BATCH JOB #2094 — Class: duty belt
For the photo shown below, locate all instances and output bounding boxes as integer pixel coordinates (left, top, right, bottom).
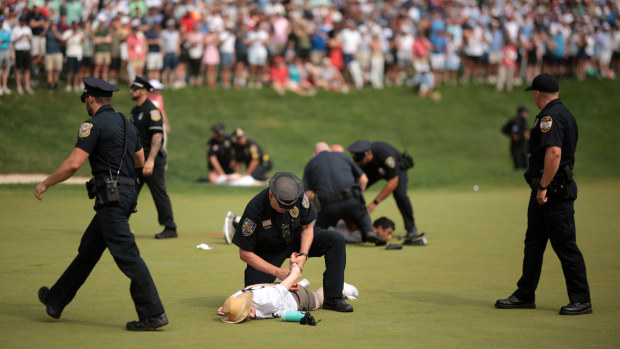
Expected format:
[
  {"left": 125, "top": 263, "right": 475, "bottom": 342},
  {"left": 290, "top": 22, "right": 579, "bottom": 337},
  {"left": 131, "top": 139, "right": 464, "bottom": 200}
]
[
  {"left": 94, "top": 176, "right": 137, "bottom": 187},
  {"left": 320, "top": 189, "right": 353, "bottom": 206}
]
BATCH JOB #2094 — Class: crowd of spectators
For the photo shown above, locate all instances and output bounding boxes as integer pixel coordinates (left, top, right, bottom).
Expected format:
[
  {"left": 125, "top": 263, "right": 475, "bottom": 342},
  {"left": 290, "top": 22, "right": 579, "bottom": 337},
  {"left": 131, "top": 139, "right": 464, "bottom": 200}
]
[{"left": 0, "top": 0, "right": 619, "bottom": 96}]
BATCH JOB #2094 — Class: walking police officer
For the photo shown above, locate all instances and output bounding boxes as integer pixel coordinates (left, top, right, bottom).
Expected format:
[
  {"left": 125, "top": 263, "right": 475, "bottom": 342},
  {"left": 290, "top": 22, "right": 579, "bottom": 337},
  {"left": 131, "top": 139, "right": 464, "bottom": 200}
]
[
  {"left": 303, "top": 142, "right": 386, "bottom": 245},
  {"left": 231, "top": 127, "right": 272, "bottom": 181},
  {"left": 35, "top": 77, "right": 168, "bottom": 331},
  {"left": 501, "top": 106, "right": 530, "bottom": 169},
  {"left": 130, "top": 76, "right": 178, "bottom": 239},
  {"left": 347, "top": 140, "right": 427, "bottom": 246},
  {"left": 232, "top": 172, "right": 353, "bottom": 312},
  {"left": 495, "top": 73, "right": 592, "bottom": 315}
]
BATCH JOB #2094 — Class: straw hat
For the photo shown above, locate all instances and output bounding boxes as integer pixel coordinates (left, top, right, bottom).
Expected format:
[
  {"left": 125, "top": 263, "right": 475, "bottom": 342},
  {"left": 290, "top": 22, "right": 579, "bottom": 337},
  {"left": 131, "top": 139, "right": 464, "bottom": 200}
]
[{"left": 221, "top": 292, "right": 253, "bottom": 324}]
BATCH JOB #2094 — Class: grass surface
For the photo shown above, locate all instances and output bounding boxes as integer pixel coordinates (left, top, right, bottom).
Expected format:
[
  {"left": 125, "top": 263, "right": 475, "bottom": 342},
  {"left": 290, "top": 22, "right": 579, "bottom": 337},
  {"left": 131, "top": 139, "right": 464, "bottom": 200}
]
[{"left": 0, "top": 181, "right": 619, "bottom": 348}]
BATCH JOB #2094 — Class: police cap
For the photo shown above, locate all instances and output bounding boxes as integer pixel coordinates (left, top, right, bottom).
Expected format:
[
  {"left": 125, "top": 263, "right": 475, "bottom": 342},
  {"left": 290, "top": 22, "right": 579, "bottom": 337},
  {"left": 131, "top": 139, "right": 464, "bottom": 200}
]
[
  {"left": 348, "top": 140, "right": 371, "bottom": 154},
  {"left": 81, "top": 76, "right": 119, "bottom": 102},
  {"left": 525, "top": 73, "right": 559, "bottom": 93},
  {"left": 269, "top": 172, "right": 304, "bottom": 209},
  {"left": 212, "top": 123, "right": 225, "bottom": 137},
  {"left": 131, "top": 76, "right": 153, "bottom": 91},
  {"left": 232, "top": 128, "right": 245, "bottom": 139}
]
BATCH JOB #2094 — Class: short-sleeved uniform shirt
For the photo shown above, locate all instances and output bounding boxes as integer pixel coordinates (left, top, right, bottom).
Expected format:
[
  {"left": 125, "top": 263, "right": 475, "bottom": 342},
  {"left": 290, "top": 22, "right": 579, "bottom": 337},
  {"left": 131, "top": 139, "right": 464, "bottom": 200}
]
[
  {"left": 526, "top": 98, "right": 578, "bottom": 196},
  {"left": 360, "top": 141, "right": 401, "bottom": 186},
  {"left": 207, "top": 136, "right": 234, "bottom": 173},
  {"left": 130, "top": 98, "right": 163, "bottom": 155},
  {"left": 75, "top": 105, "right": 142, "bottom": 178},
  {"left": 232, "top": 188, "right": 316, "bottom": 255},
  {"left": 234, "top": 138, "right": 265, "bottom": 166},
  {"left": 303, "top": 151, "right": 364, "bottom": 199}
]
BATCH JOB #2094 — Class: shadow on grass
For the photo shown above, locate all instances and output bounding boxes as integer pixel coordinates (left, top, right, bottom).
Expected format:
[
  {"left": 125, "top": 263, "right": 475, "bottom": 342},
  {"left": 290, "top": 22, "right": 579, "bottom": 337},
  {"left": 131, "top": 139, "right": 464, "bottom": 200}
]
[{"left": 2, "top": 302, "right": 121, "bottom": 330}]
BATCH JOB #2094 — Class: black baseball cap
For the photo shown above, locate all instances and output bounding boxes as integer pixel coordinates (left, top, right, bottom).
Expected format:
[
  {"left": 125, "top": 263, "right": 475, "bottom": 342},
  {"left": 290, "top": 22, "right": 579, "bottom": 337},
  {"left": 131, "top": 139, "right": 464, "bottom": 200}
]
[
  {"left": 525, "top": 73, "right": 559, "bottom": 92},
  {"left": 212, "top": 123, "right": 225, "bottom": 137},
  {"left": 269, "top": 172, "right": 304, "bottom": 209},
  {"left": 81, "top": 76, "right": 119, "bottom": 102}
]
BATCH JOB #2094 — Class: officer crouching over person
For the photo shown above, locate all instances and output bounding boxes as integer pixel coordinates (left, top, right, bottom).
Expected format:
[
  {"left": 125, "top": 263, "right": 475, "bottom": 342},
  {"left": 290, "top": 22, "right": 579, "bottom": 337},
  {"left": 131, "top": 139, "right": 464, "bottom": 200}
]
[
  {"left": 495, "top": 73, "right": 592, "bottom": 315},
  {"left": 34, "top": 77, "right": 168, "bottom": 331},
  {"left": 232, "top": 172, "right": 354, "bottom": 312},
  {"left": 347, "top": 140, "right": 427, "bottom": 246},
  {"left": 130, "top": 76, "right": 179, "bottom": 239}
]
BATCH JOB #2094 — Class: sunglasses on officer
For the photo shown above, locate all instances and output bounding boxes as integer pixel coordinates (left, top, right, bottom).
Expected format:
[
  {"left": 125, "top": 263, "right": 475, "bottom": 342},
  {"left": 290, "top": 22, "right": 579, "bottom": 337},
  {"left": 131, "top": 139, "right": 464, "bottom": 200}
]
[
  {"left": 80, "top": 92, "right": 89, "bottom": 103},
  {"left": 352, "top": 151, "right": 368, "bottom": 163},
  {"left": 272, "top": 193, "right": 298, "bottom": 210}
]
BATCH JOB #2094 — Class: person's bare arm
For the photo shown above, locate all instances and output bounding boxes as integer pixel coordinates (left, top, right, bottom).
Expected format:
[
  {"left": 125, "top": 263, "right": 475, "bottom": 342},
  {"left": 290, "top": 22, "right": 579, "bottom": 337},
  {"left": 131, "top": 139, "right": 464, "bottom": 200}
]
[
  {"left": 142, "top": 133, "right": 162, "bottom": 176},
  {"left": 367, "top": 176, "right": 398, "bottom": 213},
  {"left": 537, "top": 146, "right": 561, "bottom": 205},
  {"left": 34, "top": 147, "right": 89, "bottom": 200},
  {"left": 240, "top": 249, "right": 290, "bottom": 281}
]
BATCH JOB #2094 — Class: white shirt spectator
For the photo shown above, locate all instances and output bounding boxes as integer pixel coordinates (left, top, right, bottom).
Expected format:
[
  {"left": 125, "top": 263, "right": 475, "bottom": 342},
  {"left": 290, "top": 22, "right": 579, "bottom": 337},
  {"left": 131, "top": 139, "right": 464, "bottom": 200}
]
[
  {"left": 11, "top": 24, "right": 32, "bottom": 51},
  {"left": 339, "top": 27, "right": 362, "bottom": 55},
  {"left": 62, "top": 29, "right": 85, "bottom": 59},
  {"left": 219, "top": 30, "right": 235, "bottom": 54}
]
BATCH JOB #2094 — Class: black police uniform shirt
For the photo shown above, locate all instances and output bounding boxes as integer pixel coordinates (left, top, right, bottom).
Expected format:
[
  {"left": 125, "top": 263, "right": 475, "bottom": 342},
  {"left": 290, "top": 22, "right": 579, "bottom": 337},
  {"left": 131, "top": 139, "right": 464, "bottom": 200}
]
[
  {"left": 232, "top": 189, "right": 316, "bottom": 255},
  {"left": 130, "top": 98, "right": 163, "bottom": 155},
  {"left": 76, "top": 105, "right": 142, "bottom": 178},
  {"left": 362, "top": 142, "right": 401, "bottom": 186},
  {"left": 303, "top": 151, "right": 364, "bottom": 199},
  {"left": 526, "top": 98, "right": 578, "bottom": 196},
  {"left": 502, "top": 116, "right": 528, "bottom": 142},
  {"left": 207, "top": 136, "right": 234, "bottom": 173},
  {"left": 234, "top": 138, "right": 265, "bottom": 166}
]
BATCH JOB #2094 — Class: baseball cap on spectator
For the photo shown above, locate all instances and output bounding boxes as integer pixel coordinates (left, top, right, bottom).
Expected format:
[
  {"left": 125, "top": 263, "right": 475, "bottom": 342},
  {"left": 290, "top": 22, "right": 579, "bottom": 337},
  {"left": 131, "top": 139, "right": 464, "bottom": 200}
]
[
  {"left": 269, "top": 172, "right": 304, "bottom": 209},
  {"left": 524, "top": 73, "right": 559, "bottom": 93},
  {"left": 166, "top": 18, "right": 175, "bottom": 27}
]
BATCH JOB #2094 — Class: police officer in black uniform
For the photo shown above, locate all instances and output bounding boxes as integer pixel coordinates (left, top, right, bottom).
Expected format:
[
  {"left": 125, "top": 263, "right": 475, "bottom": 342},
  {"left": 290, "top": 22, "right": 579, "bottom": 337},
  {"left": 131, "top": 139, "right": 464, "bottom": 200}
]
[
  {"left": 347, "top": 140, "right": 427, "bottom": 246},
  {"left": 303, "top": 142, "right": 386, "bottom": 245},
  {"left": 232, "top": 172, "right": 353, "bottom": 312},
  {"left": 501, "top": 106, "right": 530, "bottom": 169},
  {"left": 35, "top": 77, "right": 168, "bottom": 331},
  {"left": 495, "top": 73, "right": 592, "bottom": 315},
  {"left": 231, "top": 128, "right": 271, "bottom": 181},
  {"left": 206, "top": 123, "right": 235, "bottom": 182},
  {"left": 130, "top": 76, "right": 178, "bottom": 239}
]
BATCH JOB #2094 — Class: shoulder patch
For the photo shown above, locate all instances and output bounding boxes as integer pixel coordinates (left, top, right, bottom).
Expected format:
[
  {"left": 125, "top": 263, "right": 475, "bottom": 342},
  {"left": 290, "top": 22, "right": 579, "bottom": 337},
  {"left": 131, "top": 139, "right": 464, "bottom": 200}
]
[
  {"left": 540, "top": 116, "right": 552, "bottom": 133},
  {"left": 385, "top": 156, "right": 396, "bottom": 169},
  {"left": 290, "top": 206, "right": 299, "bottom": 218},
  {"left": 242, "top": 218, "right": 257, "bottom": 236},
  {"left": 302, "top": 193, "right": 310, "bottom": 209},
  {"left": 150, "top": 109, "right": 162, "bottom": 122},
  {"left": 79, "top": 122, "right": 94, "bottom": 138}
]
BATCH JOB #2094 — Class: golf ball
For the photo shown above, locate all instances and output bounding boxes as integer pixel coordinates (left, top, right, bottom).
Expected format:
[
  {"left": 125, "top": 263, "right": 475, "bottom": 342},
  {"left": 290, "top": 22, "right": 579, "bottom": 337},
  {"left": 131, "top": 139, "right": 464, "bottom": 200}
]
[{"left": 473, "top": 185, "right": 479, "bottom": 192}]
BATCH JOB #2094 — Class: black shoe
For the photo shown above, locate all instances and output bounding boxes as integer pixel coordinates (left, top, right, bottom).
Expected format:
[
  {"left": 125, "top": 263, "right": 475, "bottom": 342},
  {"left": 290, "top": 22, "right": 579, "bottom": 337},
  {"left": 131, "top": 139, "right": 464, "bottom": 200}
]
[
  {"left": 322, "top": 297, "right": 353, "bottom": 312},
  {"left": 155, "top": 229, "right": 178, "bottom": 239},
  {"left": 403, "top": 232, "right": 427, "bottom": 246},
  {"left": 559, "top": 302, "right": 592, "bottom": 315},
  {"left": 366, "top": 232, "right": 387, "bottom": 246},
  {"left": 38, "top": 286, "right": 63, "bottom": 319},
  {"left": 126, "top": 313, "right": 169, "bottom": 331},
  {"left": 495, "top": 295, "right": 536, "bottom": 309}
]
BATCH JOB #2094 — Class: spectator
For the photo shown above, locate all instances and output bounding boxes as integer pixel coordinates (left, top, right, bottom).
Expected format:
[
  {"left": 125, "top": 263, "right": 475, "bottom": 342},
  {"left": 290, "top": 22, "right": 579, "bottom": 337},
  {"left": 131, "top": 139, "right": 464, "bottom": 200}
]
[
  {"left": 145, "top": 22, "right": 163, "bottom": 81},
  {"left": 27, "top": 2, "right": 47, "bottom": 76},
  {"left": 108, "top": 16, "right": 127, "bottom": 85},
  {"left": 92, "top": 14, "right": 112, "bottom": 81},
  {"left": 79, "top": 21, "right": 94, "bottom": 84},
  {"left": 496, "top": 38, "right": 518, "bottom": 92},
  {"left": 185, "top": 21, "right": 203, "bottom": 86},
  {"left": 42, "top": 18, "right": 62, "bottom": 91},
  {"left": 314, "top": 56, "right": 348, "bottom": 93},
  {"left": 12, "top": 15, "right": 34, "bottom": 95},
  {"left": 247, "top": 20, "right": 269, "bottom": 88},
  {"left": 61, "top": 20, "right": 84, "bottom": 92},
  {"left": 218, "top": 21, "right": 235, "bottom": 89},
  {"left": 394, "top": 25, "right": 413, "bottom": 86},
  {"left": 369, "top": 32, "right": 384, "bottom": 89},
  {"left": 269, "top": 55, "right": 288, "bottom": 95},
  {"left": 160, "top": 18, "right": 180, "bottom": 87},
  {"left": 202, "top": 30, "right": 220, "bottom": 89},
  {"left": 126, "top": 19, "right": 147, "bottom": 82},
  {"left": 233, "top": 21, "right": 249, "bottom": 88},
  {"left": 0, "top": 15, "right": 12, "bottom": 95},
  {"left": 64, "top": 0, "right": 82, "bottom": 28}
]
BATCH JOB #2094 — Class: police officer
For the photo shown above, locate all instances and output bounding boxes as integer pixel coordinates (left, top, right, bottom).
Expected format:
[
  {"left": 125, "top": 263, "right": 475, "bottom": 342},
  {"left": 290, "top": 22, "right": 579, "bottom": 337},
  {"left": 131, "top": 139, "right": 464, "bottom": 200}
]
[
  {"left": 34, "top": 77, "right": 168, "bottom": 331},
  {"left": 347, "top": 140, "right": 427, "bottom": 246},
  {"left": 231, "top": 127, "right": 271, "bottom": 181},
  {"left": 495, "top": 73, "right": 592, "bottom": 315},
  {"left": 130, "top": 76, "right": 178, "bottom": 239},
  {"left": 303, "top": 142, "right": 386, "bottom": 245},
  {"left": 501, "top": 106, "right": 530, "bottom": 169},
  {"left": 232, "top": 172, "right": 353, "bottom": 312},
  {"left": 206, "top": 123, "right": 235, "bottom": 183}
]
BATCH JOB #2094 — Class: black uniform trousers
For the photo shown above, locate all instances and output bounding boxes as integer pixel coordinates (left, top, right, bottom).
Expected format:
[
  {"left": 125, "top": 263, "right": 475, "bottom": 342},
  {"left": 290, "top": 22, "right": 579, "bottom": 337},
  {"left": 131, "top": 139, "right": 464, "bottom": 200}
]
[
  {"left": 250, "top": 162, "right": 269, "bottom": 181},
  {"left": 46, "top": 185, "right": 165, "bottom": 319},
  {"left": 512, "top": 192, "right": 591, "bottom": 304},
  {"left": 137, "top": 153, "right": 177, "bottom": 230},
  {"left": 244, "top": 227, "right": 346, "bottom": 299},
  {"left": 393, "top": 170, "right": 416, "bottom": 234},
  {"left": 316, "top": 196, "right": 374, "bottom": 240},
  {"left": 510, "top": 141, "right": 528, "bottom": 169}
]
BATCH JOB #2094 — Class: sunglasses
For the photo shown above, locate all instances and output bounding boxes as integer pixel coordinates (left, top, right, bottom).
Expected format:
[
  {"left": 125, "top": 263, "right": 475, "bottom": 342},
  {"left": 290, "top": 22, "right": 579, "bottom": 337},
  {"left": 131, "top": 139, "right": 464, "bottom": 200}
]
[{"left": 274, "top": 194, "right": 297, "bottom": 210}]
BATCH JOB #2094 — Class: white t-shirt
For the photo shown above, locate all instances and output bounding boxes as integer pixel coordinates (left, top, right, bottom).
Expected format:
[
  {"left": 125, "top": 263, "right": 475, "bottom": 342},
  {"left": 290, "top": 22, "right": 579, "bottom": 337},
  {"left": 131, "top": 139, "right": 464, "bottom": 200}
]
[
  {"left": 339, "top": 28, "right": 362, "bottom": 54},
  {"left": 231, "top": 285, "right": 297, "bottom": 319},
  {"left": 11, "top": 25, "right": 32, "bottom": 51},
  {"left": 219, "top": 30, "right": 235, "bottom": 54},
  {"left": 62, "top": 29, "right": 84, "bottom": 59}
]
